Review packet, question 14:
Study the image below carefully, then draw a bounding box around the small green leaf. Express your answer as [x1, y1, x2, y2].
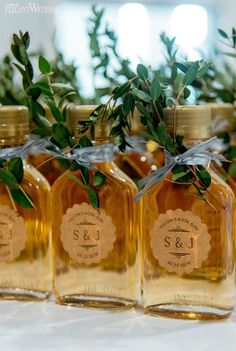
[114, 134, 124, 146]
[38, 55, 51, 74]
[137, 64, 149, 80]
[123, 93, 135, 115]
[0, 169, 18, 187]
[79, 135, 93, 147]
[218, 29, 229, 39]
[166, 97, 175, 107]
[35, 114, 53, 129]
[172, 170, 190, 182]
[196, 165, 211, 187]
[27, 87, 41, 99]
[19, 43, 28, 65]
[67, 174, 87, 189]
[184, 87, 191, 99]
[11, 188, 33, 208]
[11, 44, 22, 63]
[150, 79, 161, 100]
[31, 128, 51, 137]
[132, 88, 151, 102]
[183, 61, 200, 86]
[93, 171, 106, 187]
[81, 166, 90, 184]
[157, 122, 169, 145]
[8, 158, 24, 184]
[47, 101, 63, 123]
[31, 82, 53, 96]
[23, 31, 30, 49]
[58, 92, 76, 110]
[135, 102, 149, 117]
[175, 62, 189, 73]
[27, 61, 34, 80]
[69, 161, 80, 172]
[113, 82, 131, 99]
[52, 123, 70, 148]
[87, 187, 99, 208]
[196, 62, 211, 78]
[232, 27, 236, 47]
[171, 65, 178, 81]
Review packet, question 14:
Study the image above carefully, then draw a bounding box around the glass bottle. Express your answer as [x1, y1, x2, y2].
[52, 105, 138, 309]
[0, 106, 51, 300]
[141, 105, 235, 320]
[115, 109, 162, 184]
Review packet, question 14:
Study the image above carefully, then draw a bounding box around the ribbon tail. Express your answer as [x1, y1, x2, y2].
[134, 161, 175, 202]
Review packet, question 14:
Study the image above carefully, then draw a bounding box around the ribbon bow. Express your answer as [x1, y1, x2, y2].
[134, 136, 228, 201]
[35, 138, 115, 169]
[0, 137, 115, 170]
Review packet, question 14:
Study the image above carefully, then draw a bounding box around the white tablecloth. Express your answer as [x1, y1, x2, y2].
[0, 300, 235, 351]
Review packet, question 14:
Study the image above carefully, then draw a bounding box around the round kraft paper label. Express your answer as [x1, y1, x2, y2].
[150, 209, 211, 274]
[0, 205, 27, 262]
[60, 203, 116, 265]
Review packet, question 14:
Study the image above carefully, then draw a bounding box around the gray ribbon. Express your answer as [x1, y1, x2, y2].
[134, 136, 228, 202]
[0, 137, 115, 170]
[125, 136, 147, 152]
[0, 139, 37, 159]
[35, 138, 115, 169]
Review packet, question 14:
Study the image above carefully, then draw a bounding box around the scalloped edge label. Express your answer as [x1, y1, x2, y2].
[150, 209, 211, 274]
[60, 203, 116, 265]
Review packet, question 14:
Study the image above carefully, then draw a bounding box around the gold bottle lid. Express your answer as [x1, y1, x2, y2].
[0, 105, 29, 139]
[164, 105, 211, 139]
[67, 105, 111, 140]
[208, 103, 235, 133]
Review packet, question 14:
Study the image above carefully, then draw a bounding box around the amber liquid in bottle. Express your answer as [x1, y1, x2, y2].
[141, 158, 235, 320]
[28, 153, 68, 185]
[52, 145, 138, 308]
[0, 137, 51, 300]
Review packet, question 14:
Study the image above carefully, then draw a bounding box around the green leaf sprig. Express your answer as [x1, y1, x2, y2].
[11, 31, 106, 209]
[82, 61, 217, 208]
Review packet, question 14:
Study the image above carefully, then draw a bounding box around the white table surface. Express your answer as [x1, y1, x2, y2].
[0, 300, 235, 351]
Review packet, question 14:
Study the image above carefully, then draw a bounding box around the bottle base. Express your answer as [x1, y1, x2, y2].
[56, 294, 136, 310]
[145, 304, 232, 320]
[0, 288, 51, 301]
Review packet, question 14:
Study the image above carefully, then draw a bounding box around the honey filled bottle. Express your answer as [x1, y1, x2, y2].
[141, 105, 235, 320]
[115, 110, 162, 184]
[52, 105, 138, 309]
[0, 106, 51, 300]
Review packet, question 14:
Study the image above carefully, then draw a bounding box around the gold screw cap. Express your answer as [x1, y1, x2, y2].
[0, 105, 29, 139]
[164, 105, 211, 139]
